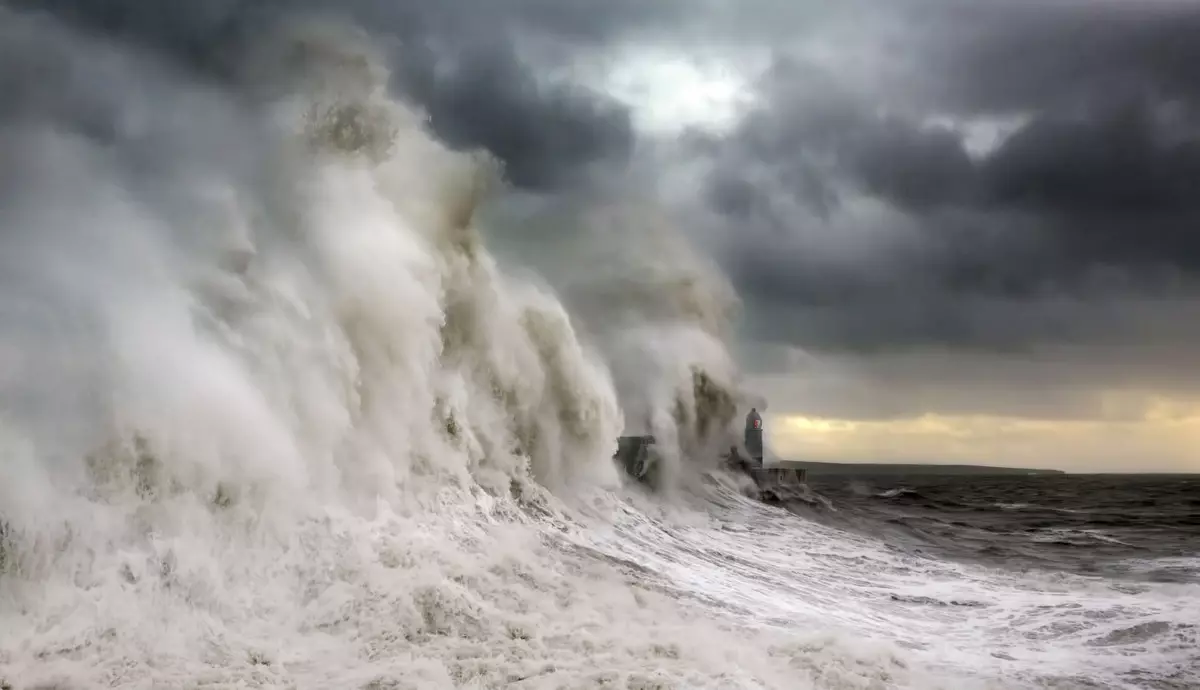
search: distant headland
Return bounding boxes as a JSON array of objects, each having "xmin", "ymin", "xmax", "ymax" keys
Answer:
[{"xmin": 775, "ymin": 461, "xmax": 1067, "ymax": 477}]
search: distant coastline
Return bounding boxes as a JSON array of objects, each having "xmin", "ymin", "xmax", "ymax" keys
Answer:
[{"xmin": 774, "ymin": 461, "xmax": 1067, "ymax": 477}]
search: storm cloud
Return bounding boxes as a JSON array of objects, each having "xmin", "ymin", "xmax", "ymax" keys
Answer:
[
  {"xmin": 6, "ymin": 0, "xmax": 1200, "ymax": 444},
  {"xmin": 692, "ymin": 1, "xmax": 1200, "ymax": 364},
  {"xmin": 3, "ymin": 0, "xmax": 663, "ymax": 190}
]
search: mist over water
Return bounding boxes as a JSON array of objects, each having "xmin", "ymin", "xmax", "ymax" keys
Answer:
[{"xmin": 1, "ymin": 6, "xmax": 1196, "ymax": 690}]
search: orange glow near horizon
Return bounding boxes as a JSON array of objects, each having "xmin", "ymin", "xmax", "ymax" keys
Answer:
[{"xmin": 769, "ymin": 406, "xmax": 1200, "ymax": 473}]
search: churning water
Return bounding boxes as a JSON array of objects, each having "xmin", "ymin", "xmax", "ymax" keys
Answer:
[{"xmin": 0, "ymin": 8, "xmax": 1196, "ymax": 689}]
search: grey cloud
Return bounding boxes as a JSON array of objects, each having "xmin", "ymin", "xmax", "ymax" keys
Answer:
[
  {"xmin": 908, "ymin": 1, "xmax": 1200, "ymax": 116},
  {"xmin": 692, "ymin": 1, "xmax": 1200, "ymax": 362},
  {"xmin": 393, "ymin": 39, "xmax": 633, "ymax": 189},
  {"xmin": 3, "ymin": 0, "xmax": 657, "ymax": 190},
  {"xmin": 9, "ymin": 0, "xmax": 1200, "ymax": 424},
  {"xmin": 0, "ymin": 6, "xmax": 270, "ymax": 235},
  {"xmin": 981, "ymin": 105, "xmax": 1200, "ymax": 219},
  {"xmin": 747, "ymin": 342, "xmax": 1200, "ymax": 423}
]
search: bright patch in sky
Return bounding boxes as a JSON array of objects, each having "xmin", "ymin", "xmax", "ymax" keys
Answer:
[
  {"xmin": 926, "ymin": 113, "xmax": 1032, "ymax": 160},
  {"xmin": 603, "ymin": 49, "xmax": 755, "ymax": 136}
]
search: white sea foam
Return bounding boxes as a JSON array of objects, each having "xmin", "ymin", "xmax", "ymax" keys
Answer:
[{"xmin": 572, "ymin": 484, "xmax": 1200, "ymax": 689}]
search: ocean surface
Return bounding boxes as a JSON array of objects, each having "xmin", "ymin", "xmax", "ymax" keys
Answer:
[
  {"xmin": 576, "ymin": 472, "xmax": 1200, "ymax": 690},
  {"xmin": 794, "ymin": 474, "xmax": 1200, "ymax": 582},
  {"xmin": 1, "ymin": 6, "xmax": 1198, "ymax": 689}
]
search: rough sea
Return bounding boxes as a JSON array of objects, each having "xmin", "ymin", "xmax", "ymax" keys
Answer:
[
  {"xmin": 575, "ymin": 473, "xmax": 1200, "ymax": 690},
  {"xmin": 1, "ymin": 5, "xmax": 1198, "ymax": 690},
  {"xmin": 797, "ymin": 475, "xmax": 1199, "ymax": 583}
]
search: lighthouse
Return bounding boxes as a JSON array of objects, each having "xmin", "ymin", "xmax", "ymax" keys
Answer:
[{"xmin": 744, "ymin": 407, "xmax": 764, "ymax": 466}]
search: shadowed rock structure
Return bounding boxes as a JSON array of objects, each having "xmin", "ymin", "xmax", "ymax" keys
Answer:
[{"xmin": 615, "ymin": 399, "xmax": 809, "ymax": 502}]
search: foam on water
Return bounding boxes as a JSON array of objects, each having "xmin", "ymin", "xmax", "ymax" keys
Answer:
[
  {"xmin": 0, "ymin": 8, "xmax": 1193, "ymax": 690},
  {"xmin": 570, "ymin": 483, "xmax": 1200, "ymax": 689}
]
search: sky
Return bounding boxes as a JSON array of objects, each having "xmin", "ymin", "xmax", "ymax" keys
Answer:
[{"xmin": 5, "ymin": 0, "xmax": 1200, "ymax": 472}]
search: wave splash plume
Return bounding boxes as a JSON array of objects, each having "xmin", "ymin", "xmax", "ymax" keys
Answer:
[{"xmin": 0, "ymin": 10, "xmax": 902, "ymax": 689}]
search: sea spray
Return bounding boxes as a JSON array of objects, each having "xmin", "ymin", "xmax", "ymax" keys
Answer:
[
  {"xmin": 0, "ymin": 11, "xmax": 808, "ymax": 688},
  {"xmin": 0, "ymin": 1, "xmax": 630, "ymax": 618},
  {"xmin": 487, "ymin": 198, "xmax": 753, "ymax": 493}
]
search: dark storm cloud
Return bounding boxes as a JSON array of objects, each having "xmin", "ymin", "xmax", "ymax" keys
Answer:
[
  {"xmin": 908, "ymin": 0, "xmax": 1200, "ymax": 115},
  {"xmin": 1, "ymin": 0, "xmax": 661, "ymax": 190},
  {"xmin": 9, "ymin": 0, "xmax": 1200, "ymax": 367},
  {"xmin": 697, "ymin": 1, "xmax": 1200, "ymax": 356},
  {"xmin": 391, "ymin": 38, "xmax": 633, "ymax": 189}
]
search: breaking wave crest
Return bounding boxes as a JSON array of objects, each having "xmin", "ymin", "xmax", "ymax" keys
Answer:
[{"xmin": 0, "ymin": 12, "xmax": 850, "ymax": 689}]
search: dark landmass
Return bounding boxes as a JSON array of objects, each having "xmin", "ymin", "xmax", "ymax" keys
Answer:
[{"xmin": 778, "ymin": 461, "xmax": 1066, "ymax": 477}]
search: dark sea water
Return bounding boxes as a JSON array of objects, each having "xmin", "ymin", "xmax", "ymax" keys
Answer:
[
  {"xmin": 756, "ymin": 473, "xmax": 1200, "ymax": 687},
  {"xmin": 787, "ymin": 474, "xmax": 1200, "ymax": 583}
]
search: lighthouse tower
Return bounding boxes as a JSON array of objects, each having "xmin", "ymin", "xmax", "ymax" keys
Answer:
[{"xmin": 744, "ymin": 407, "xmax": 764, "ymax": 466}]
